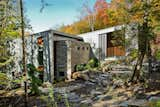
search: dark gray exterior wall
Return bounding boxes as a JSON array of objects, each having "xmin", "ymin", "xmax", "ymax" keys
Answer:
[
  {"xmin": 54, "ymin": 41, "xmax": 67, "ymax": 80},
  {"xmin": 70, "ymin": 41, "xmax": 91, "ymax": 71},
  {"xmin": 30, "ymin": 30, "xmax": 87, "ymax": 82},
  {"xmin": 53, "ymin": 40, "xmax": 91, "ymax": 80}
]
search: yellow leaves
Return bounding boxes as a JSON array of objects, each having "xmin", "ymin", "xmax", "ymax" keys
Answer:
[
  {"xmin": 59, "ymin": 19, "xmax": 90, "ymax": 35},
  {"xmin": 59, "ymin": 0, "xmax": 110, "ymax": 34},
  {"xmin": 61, "ymin": 25, "xmax": 77, "ymax": 35},
  {"xmin": 7, "ymin": 31, "xmax": 18, "ymax": 37},
  {"xmin": 59, "ymin": 0, "xmax": 160, "ymax": 34},
  {"xmin": 131, "ymin": 11, "xmax": 143, "ymax": 23},
  {"xmin": 94, "ymin": 0, "xmax": 109, "ymax": 27}
]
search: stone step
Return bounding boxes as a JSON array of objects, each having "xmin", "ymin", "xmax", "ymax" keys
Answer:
[
  {"xmin": 111, "ymin": 65, "xmax": 132, "ymax": 68},
  {"xmin": 111, "ymin": 68, "xmax": 131, "ymax": 71},
  {"xmin": 110, "ymin": 66, "xmax": 132, "ymax": 71},
  {"xmin": 119, "ymin": 99, "xmax": 148, "ymax": 107},
  {"xmin": 109, "ymin": 71, "xmax": 132, "ymax": 74}
]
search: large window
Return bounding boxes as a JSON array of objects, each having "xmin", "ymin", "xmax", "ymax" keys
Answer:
[{"xmin": 107, "ymin": 31, "xmax": 125, "ymax": 57}]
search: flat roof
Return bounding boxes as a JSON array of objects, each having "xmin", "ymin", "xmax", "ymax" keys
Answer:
[
  {"xmin": 31, "ymin": 29, "xmax": 83, "ymax": 41},
  {"xmin": 52, "ymin": 30, "xmax": 83, "ymax": 41},
  {"xmin": 78, "ymin": 25, "xmax": 123, "ymax": 36}
]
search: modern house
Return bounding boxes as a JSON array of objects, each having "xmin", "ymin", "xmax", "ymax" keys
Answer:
[
  {"xmin": 10, "ymin": 30, "xmax": 93, "ymax": 83},
  {"xmin": 78, "ymin": 25, "xmax": 138, "ymax": 60},
  {"xmin": 9, "ymin": 25, "xmax": 137, "ymax": 82}
]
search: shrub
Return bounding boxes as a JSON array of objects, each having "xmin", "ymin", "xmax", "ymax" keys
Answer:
[
  {"xmin": 0, "ymin": 72, "xmax": 10, "ymax": 89},
  {"xmin": 87, "ymin": 58, "xmax": 99, "ymax": 68},
  {"xmin": 155, "ymin": 49, "xmax": 160, "ymax": 60},
  {"xmin": 149, "ymin": 100, "xmax": 160, "ymax": 107},
  {"xmin": 76, "ymin": 64, "xmax": 86, "ymax": 71},
  {"xmin": 75, "ymin": 58, "xmax": 100, "ymax": 71},
  {"xmin": 27, "ymin": 64, "xmax": 42, "ymax": 95},
  {"xmin": 126, "ymin": 49, "xmax": 138, "ymax": 64},
  {"xmin": 0, "ymin": 72, "xmax": 22, "ymax": 90}
]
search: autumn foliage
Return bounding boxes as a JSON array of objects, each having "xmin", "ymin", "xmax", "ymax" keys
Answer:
[
  {"xmin": 59, "ymin": 0, "xmax": 110, "ymax": 34},
  {"xmin": 59, "ymin": 0, "xmax": 160, "ymax": 35}
]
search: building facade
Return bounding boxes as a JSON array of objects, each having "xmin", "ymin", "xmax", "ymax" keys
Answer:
[
  {"xmin": 78, "ymin": 25, "xmax": 138, "ymax": 60},
  {"xmin": 10, "ymin": 30, "xmax": 92, "ymax": 82}
]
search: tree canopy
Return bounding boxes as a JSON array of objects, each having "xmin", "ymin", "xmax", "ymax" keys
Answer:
[
  {"xmin": 0, "ymin": 0, "xmax": 21, "ymax": 69},
  {"xmin": 58, "ymin": 0, "xmax": 160, "ymax": 35}
]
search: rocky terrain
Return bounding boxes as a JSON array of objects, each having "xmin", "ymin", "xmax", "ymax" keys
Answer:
[
  {"xmin": 0, "ymin": 65, "xmax": 160, "ymax": 107},
  {"xmin": 39, "ymin": 65, "xmax": 160, "ymax": 107}
]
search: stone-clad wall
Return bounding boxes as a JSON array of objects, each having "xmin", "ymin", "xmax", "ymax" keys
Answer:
[
  {"xmin": 125, "ymin": 24, "xmax": 138, "ymax": 55},
  {"xmin": 53, "ymin": 40, "xmax": 92, "ymax": 80},
  {"xmin": 8, "ymin": 31, "xmax": 52, "ymax": 81},
  {"xmin": 31, "ymin": 31, "xmax": 52, "ymax": 82},
  {"xmin": 8, "ymin": 39, "xmax": 23, "ymax": 76},
  {"xmin": 69, "ymin": 41, "xmax": 91, "ymax": 72}
]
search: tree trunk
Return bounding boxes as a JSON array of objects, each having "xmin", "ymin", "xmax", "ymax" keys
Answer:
[
  {"xmin": 147, "ymin": 41, "xmax": 152, "ymax": 73},
  {"xmin": 20, "ymin": 0, "xmax": 28, "ymax": 107},
  {"xmin": 130, "ymin": 51, "xmax": 145, "ymax": 82}
]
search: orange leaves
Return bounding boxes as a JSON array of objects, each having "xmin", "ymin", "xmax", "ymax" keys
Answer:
[
  {"xmin": 58, "ymin": 0, "xmax": 111, "ymax": 34},
  {"xmin": 59, "ymin": 0, "xmax": 160, "ymax": 34},
  {"xmin": 94, "ymin": 0, "xmax": 108, "ymax": 12},
  {"xmin": 94, "ymin": 0, "xmax": 109, "ymax": 26},
  {"xmin": 60, "ymin": 25, "xmax": 77, "ymax": 35},
  {"xmin": 108, "ymin": 0, "xmax": 127, "ymax": 25},
  {"xmin": 37, "ymin": 37, "xmax": 43, "ymax": 45},
  {"xmin": 59, "ymin": 20, "xmax": 90, "ymax": 35},
  {"xmin": 37, "ymin": 65, "xmax": 44, "ymax": 72}
]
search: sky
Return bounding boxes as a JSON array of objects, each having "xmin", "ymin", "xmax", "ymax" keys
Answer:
[{"xmin": 25, "ymin": 0, "xmax": 110, "ymax": 33}]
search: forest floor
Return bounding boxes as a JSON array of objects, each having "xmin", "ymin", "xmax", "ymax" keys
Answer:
[{"xmin": 0, "ymin": 68, "xmax": 160, "ymax": 107}]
